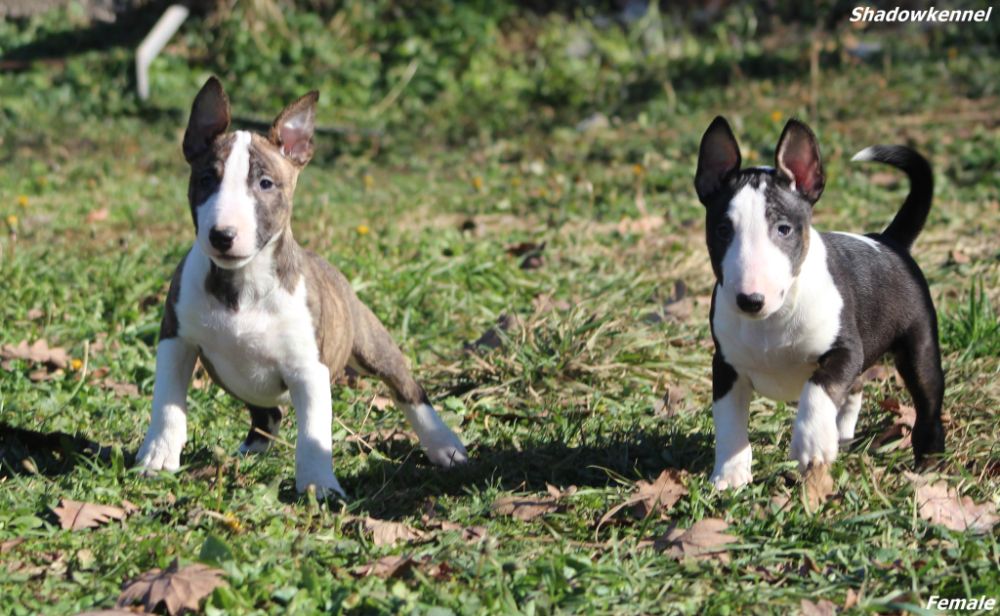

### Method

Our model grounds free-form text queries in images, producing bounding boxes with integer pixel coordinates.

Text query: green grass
[1,4,999,614]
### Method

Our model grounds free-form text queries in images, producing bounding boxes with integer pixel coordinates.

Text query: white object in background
[136,4,190,101]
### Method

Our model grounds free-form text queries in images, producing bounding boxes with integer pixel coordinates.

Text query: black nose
[736,293,765,314]
[209,226,237,252]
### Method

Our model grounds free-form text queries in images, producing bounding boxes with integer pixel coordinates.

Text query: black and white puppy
[135,78,468,498]
[694,116,945,489]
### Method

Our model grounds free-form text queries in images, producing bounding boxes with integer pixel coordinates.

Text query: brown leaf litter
[802,462,835,512]
[52,499,134,531]
[598,469,688,529]
[1,339,70,380]
[116,558,227,615]
[905,472,998,533]
[649,518,737,563]
[492,494,561,521]
[362,517,427,547]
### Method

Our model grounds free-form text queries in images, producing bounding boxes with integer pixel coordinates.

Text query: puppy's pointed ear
[183,77,231,162]
[270,91,318,167]
[695,116,741,202]
[775,119,824,204]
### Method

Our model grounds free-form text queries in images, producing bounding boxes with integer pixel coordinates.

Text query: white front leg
[136,338,197,473]
[286,363,345,499]
[790,381,840,470]
[710,375,753,490]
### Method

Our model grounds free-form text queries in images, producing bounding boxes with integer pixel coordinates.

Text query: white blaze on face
[197,130,258,266]
[721,182,793,317]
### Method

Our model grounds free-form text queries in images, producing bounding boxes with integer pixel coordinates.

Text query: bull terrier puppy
[136,77,468,498]
[694,116,945,489]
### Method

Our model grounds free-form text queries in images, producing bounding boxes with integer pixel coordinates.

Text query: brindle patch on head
[247,133,300,251]
[187,133,238,230]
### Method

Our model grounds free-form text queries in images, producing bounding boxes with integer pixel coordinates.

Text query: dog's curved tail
[851,145,933,251]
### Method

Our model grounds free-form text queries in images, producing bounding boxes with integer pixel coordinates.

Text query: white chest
[713,232,844,402]
[174,249,319,407]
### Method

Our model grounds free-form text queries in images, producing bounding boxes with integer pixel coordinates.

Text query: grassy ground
[1,5,999,615]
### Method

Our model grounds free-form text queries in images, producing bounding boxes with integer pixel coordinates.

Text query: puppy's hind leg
[238,406,283,455]
[895,322,945,465]
[351,305,468,468]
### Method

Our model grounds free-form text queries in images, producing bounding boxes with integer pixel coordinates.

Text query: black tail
[851,145,933,251]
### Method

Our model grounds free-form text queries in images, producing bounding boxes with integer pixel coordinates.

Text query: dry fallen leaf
[1,538,25,553]
[948,249,971,265]
[654,518,736,563]
[26,308,44,321]
[492,494,560,521]
[465,313,522,352]
[770,490,792,511]
[97,378,140,398]
[353,555,417,579]
[599,469,688,528]
[906,472,999,534]
[29,368,59,382]
[435,520,489,542]
[1,339,69,370]
[53,499,128,531]
[505,241,543,257]
[545,483,578,499]
[368,395,394,411]
[616,215,664,235]
[363,517,426,547]
[802,462,835,511]
[800,598,838,616]
[645,280,693,323]
[86,207,110,223]
[844,588,860,610]
[116,558,227,616]
[874,398,916,449]
[346,428,414,448]
[630,470,688,518]
[653,385,687,418]
[505,241,545,269]
[868,170,900,188]
[860,364,893,383]
[531,293,570,315]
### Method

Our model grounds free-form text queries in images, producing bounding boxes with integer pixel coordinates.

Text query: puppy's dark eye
[259,177,274,191]
[716,222,734,241]
[776,223,793,237]
[198,172,216,189]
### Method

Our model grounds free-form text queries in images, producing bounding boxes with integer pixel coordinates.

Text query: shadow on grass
[0,421,117,478]
[328,428,715,519]
[0,420,713,519]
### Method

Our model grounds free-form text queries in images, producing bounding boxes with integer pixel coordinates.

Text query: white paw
[790,417,839,471]
[135,435,182,474]
[236,439,271,456]
[296,472,346,500]
[423,433,469,468]
[710,451,752,490]
[792,383,841,471]
[295,452,346,499]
